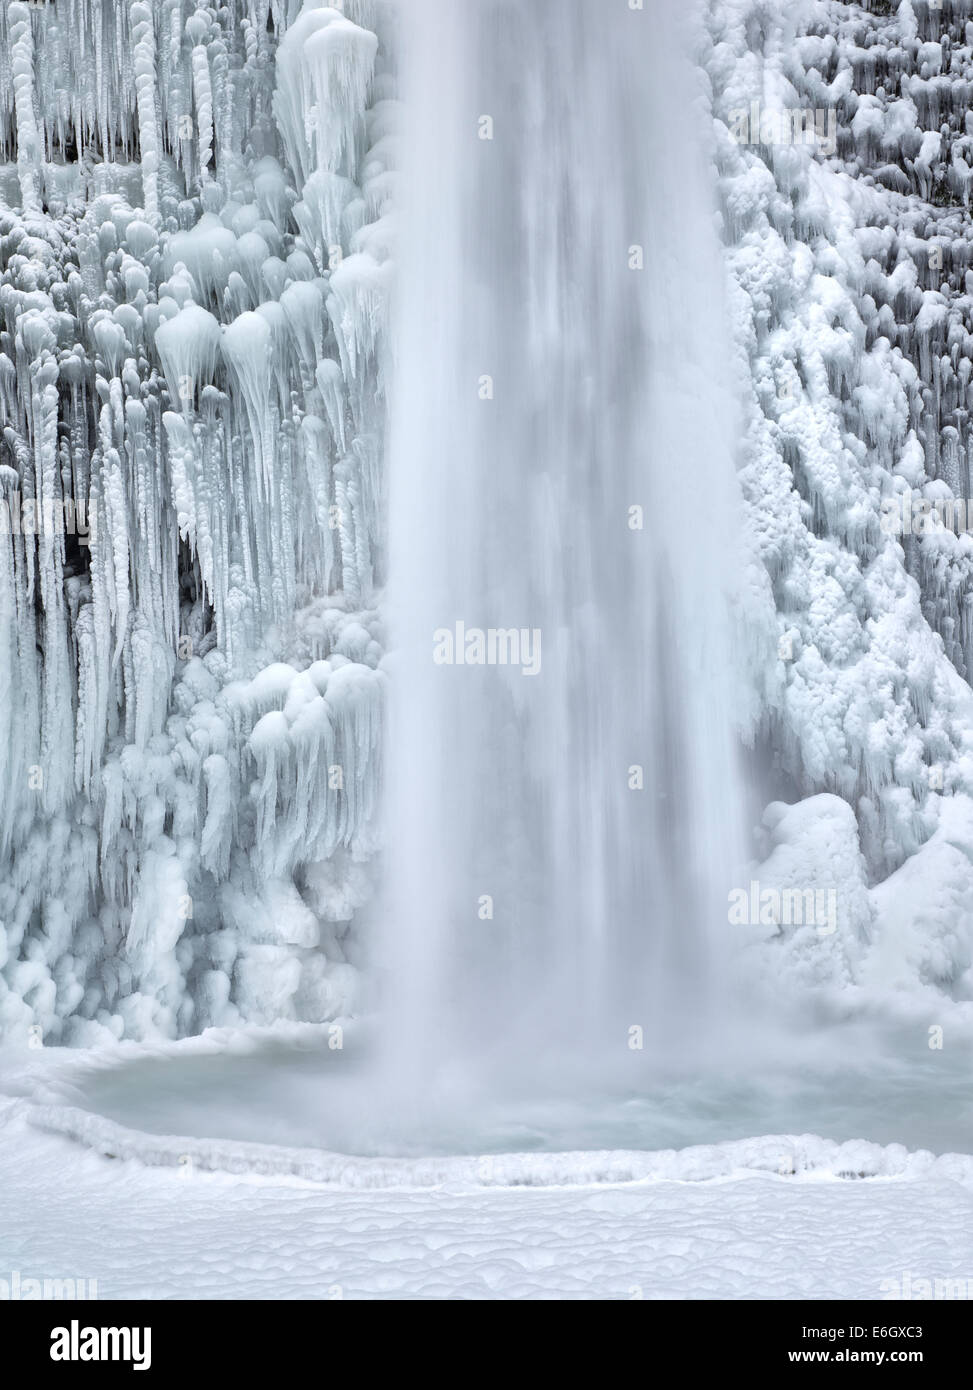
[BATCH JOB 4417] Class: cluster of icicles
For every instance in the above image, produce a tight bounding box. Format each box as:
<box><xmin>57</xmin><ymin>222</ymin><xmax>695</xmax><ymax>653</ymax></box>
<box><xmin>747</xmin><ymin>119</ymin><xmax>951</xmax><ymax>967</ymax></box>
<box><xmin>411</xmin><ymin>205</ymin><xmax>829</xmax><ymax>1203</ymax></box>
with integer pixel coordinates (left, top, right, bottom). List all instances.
<box><xmin>0</xmin><ymin>0</ymin><xmax>392</xmax><ymax>1042</ymax></box>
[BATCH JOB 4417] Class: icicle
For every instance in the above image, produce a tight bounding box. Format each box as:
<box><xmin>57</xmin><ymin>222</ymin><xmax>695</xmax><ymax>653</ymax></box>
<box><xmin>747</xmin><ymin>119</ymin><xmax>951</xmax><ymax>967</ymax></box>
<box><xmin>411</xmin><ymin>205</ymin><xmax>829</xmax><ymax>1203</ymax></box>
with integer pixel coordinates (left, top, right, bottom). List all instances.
<box><xmin>9</xmin><ymin>4</ymin><xmax>42</xmax><ymax>217</ymax></box>
<box><xmin>131</xmin><ymin>2</ymin><xmax>161</xmax><ymax>225</ymax></box>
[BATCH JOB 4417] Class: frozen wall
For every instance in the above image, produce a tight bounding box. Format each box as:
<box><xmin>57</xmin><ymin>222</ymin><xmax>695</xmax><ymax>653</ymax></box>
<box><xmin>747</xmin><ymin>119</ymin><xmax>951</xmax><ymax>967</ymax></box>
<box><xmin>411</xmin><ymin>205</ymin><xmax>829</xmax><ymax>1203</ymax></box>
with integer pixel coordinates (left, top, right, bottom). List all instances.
<box><xmin>708</xmin><ymin>0</ymin><xmax>973</xmax><ymax>1004</ymax></box>
<box><xmin>0</xmin><ymin>0</ymin><xmax>393</xmax><ymax>1042</ymax></box>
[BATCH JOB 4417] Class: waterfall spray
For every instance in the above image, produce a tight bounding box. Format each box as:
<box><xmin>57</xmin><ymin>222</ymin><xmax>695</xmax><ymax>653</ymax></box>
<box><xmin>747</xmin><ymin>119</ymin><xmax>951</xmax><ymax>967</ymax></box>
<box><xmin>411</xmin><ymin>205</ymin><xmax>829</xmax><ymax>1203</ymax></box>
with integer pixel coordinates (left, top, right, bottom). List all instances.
<box><xmin>383</xmin><ymin>0</ymin><xmax>747</xmax><ymax>1105</ymax></box>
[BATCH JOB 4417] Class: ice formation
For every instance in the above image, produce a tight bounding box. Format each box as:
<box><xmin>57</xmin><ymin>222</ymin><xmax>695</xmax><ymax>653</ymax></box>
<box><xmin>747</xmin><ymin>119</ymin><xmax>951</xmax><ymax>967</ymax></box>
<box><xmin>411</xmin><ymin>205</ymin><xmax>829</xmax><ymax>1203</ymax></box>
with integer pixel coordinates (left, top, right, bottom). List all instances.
<box><xmin>0</xmin><ymin>0</ymin><xmax>393</xmax><ymax>1042</ymax></box>
<box><xmin>707</xmin><ymin>0</ymin><xmax>973</xmax><ymax>1008</ymax></box>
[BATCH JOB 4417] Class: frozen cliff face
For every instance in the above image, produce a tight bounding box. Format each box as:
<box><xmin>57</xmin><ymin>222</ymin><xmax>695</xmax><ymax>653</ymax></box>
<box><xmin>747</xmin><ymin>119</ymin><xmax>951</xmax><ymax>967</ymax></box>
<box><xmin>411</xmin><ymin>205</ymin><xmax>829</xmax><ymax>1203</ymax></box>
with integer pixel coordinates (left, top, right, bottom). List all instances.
<box><xmin>0</xmin><ymin>1</ymin><xmax>393</xmax><ymax>1043</ymax></box>
<box><xmin>5</xmin><ymin>0</ymin><xmax>973</xmax><ymax>1046</ymax></box>
<box><xmin>706</xmin><ymin>0</ymin><xmax>973</xmax><ymax>1003</ymax></box>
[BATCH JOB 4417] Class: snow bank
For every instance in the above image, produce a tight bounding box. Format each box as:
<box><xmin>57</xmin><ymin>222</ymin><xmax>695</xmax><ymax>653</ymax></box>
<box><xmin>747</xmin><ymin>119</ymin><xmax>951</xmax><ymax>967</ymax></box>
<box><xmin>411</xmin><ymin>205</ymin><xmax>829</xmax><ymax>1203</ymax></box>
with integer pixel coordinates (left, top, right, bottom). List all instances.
<box><xmin>24</xmin><ymin>1092</ymin><xmax>973</xmax><ymax>1190</ymax></box>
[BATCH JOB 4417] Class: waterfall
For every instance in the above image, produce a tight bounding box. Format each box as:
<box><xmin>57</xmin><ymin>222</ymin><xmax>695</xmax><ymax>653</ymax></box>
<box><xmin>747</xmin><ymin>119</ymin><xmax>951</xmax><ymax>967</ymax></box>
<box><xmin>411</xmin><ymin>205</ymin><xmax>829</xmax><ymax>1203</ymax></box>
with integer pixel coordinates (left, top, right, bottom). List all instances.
<box><xmin>15</xmin><ymin>0</ymin><xmax>973</xmax><ymax>1189</ymax></box>
<box><xmin>383</xmin><ymin>0</ymin><xmax>748</xmax><ymax>1100</ymax></box>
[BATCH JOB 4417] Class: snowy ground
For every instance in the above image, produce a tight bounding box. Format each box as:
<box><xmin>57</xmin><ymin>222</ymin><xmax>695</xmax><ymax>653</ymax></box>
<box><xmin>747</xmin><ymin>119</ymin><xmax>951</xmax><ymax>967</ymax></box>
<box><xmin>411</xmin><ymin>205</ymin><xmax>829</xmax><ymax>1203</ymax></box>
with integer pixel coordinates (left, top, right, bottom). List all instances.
<box><xmin>2</xmin><ymin>1039</ymin><xmax>973</xmax><ymax>1300</ymax></box>
<box><xmin>4</xmin><ymin>1104</ymin><xmax>973</xmax><ymax>1300</ymax></box>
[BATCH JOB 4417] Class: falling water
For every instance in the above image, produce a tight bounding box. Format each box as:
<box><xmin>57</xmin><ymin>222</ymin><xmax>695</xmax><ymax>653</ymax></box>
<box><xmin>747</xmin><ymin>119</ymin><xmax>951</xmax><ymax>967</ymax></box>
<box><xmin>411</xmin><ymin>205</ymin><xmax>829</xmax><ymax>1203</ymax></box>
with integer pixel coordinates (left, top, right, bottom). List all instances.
<box><xmin>382</xmin><ymin>0</ymin><xmax>748</xmax><ymax>1107</ymax></box>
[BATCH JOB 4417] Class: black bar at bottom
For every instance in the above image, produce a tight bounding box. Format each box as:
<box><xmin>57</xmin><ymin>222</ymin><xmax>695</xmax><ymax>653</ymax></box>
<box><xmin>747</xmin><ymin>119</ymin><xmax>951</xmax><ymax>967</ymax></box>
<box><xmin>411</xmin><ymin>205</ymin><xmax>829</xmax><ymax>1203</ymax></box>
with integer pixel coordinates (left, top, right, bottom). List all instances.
<box><xmin>0</xmin><ymin>1299</ymin><xmax>964</xmax><ymax>1375</ymax></box>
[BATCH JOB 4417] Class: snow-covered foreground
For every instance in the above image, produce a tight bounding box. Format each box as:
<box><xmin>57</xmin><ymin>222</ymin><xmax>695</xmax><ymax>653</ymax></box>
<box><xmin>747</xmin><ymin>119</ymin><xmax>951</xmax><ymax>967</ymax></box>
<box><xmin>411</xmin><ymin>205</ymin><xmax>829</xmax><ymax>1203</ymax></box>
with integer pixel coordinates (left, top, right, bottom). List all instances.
<box><xmin>3</xmin><ymin>1095</ymin><xmax>973</xmax><ymax>1300</ymax></box>
<box><xmin>2</xmin><ymin>1035</ymin><xmax>973</xmax><ymax>1300</ymax></box>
